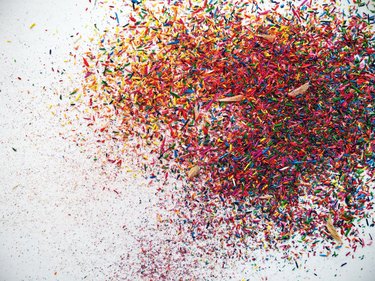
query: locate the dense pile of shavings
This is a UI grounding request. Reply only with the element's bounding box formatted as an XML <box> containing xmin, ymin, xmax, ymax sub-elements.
<box><xmin>69</xmin><ymin>0</ymin><xmax>375</xmax><ymax>277</ymax></box>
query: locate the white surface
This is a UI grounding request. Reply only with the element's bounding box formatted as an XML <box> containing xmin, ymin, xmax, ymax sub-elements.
<box><xmin>0</xmin><ymin>0</ymin><xmax>374</xmax><ymax>280</ymax></box>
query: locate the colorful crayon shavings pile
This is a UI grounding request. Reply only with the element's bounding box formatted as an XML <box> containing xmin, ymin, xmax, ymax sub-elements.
<box><xmin>67</xmin><ymin>0</ymin><xmax>375</xmax><ymax>278</ymax></box>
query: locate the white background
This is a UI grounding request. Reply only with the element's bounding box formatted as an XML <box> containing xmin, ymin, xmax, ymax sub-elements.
<box><xmin>0</xmin><ymin>0</ymin><xmax>374</xmax><ymax>280</ymax></box>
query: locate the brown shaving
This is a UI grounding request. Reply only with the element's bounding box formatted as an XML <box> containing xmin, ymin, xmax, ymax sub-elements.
<box><xmin>217</xmin><ymin>95</ymin><xmax>244</xmax><ymax>102</ymax></box>
<box><xmin>287</xmin><ymin>82</ymin><xmax>310</xmax><ymax>97</ymax></box>
<box><xmin>256</xmin><ymin>34</ymin><xmax>276</xmax><ymax>42</ymax></box>
<box><xmin>258</xmin><ymin>195</ymin><xmax>273</xmax><ymax>200</ymax></box>
<box><xmin>326</xmin><ymin>216</ymin><xmax>343</xmax><ymax>244</ymax></box>
<box><xmin>187</xmin><ymin>166</ymin><xmax>200</xmax><ymax>179</ymax></box>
